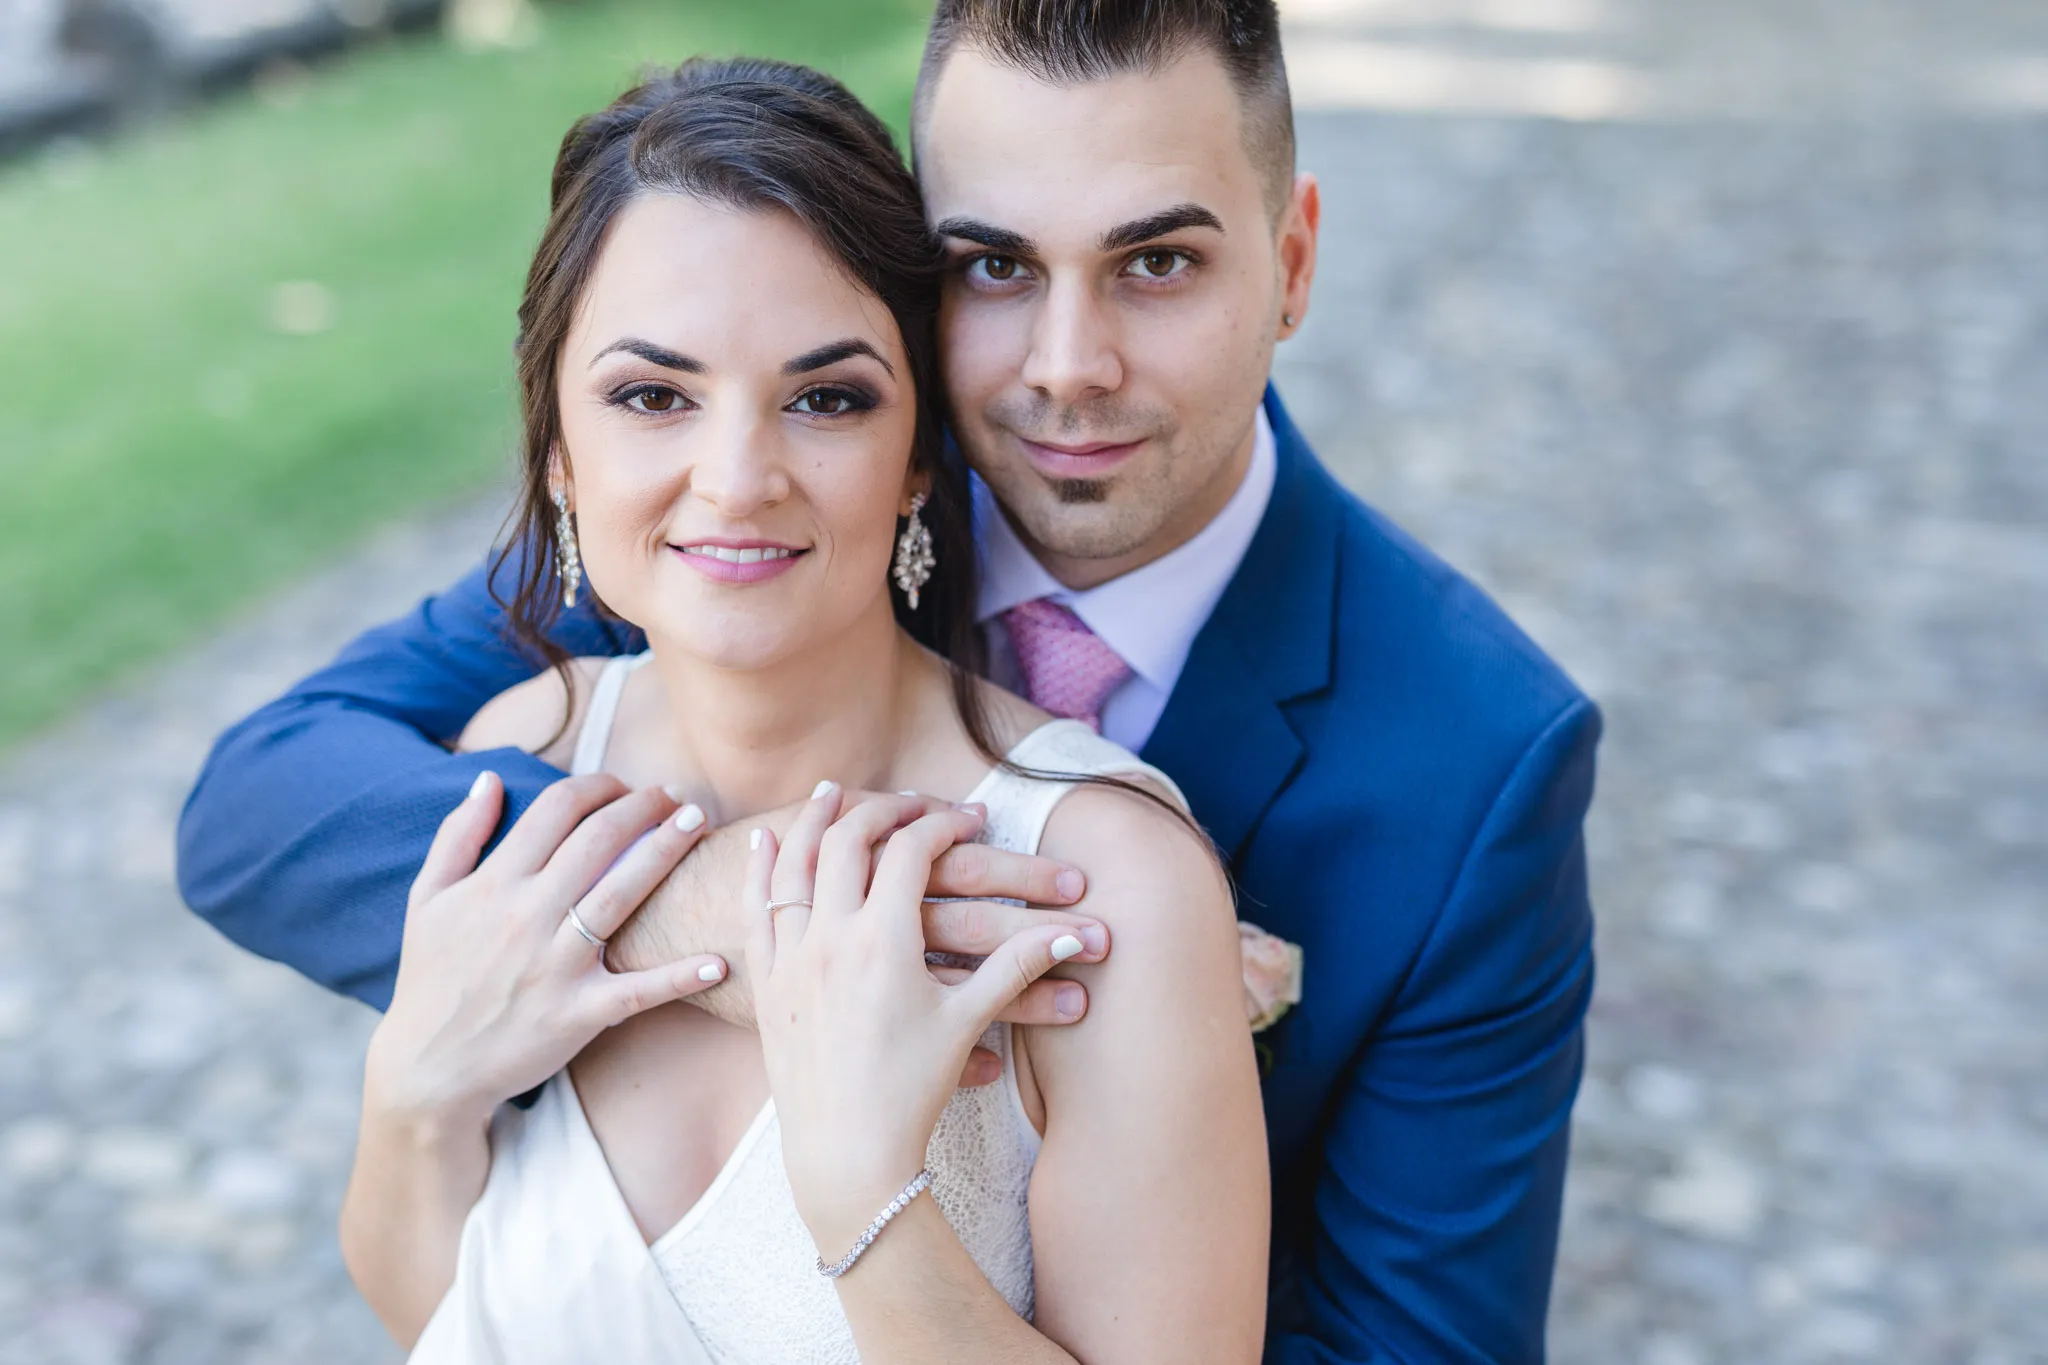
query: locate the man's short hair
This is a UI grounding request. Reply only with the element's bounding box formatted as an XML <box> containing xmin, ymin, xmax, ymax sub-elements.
<box><xmin>914</xmin><ymin>0</ymin><xmax>1296</xmax><ymax>218</ymax></box>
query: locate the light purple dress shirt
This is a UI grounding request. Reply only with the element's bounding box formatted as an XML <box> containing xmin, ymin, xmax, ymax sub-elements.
<box><xmin>973</xmin><ymin>408</ymin><xmax>1278</xmax><ymax>752</ymax></box>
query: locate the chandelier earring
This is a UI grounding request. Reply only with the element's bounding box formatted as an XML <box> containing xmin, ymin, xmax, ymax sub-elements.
<box><xmin>891</xmin><ymin>491</ymin><xmax>936</xmax><ymax>610</ymax></box>
<box><xmin>552</xmin><ymin>488</ymin><xmax>582</xmax><ymax>609</ymax></box>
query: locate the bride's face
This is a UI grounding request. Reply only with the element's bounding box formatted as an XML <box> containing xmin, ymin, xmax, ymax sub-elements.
<box><xmin>556</xmin><ymin>194</ymin><xmax>921</xmax><ymax>670</ymax></box>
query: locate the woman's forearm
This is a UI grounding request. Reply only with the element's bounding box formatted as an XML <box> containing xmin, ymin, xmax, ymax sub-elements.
<box><xmin>339</xmin><ymin>1078</ymin><xmax>492</xmax><ymax>1349</ymax></box>
<box><xmin>831</xmin><ymin>1199</ymin><xmax>1078</xmax><ymax>1365</ymax></box>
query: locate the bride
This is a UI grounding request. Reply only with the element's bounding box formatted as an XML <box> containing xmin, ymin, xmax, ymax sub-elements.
<box><xmin>337</xmin><ymin>56</ymin><xmax>1268</xmax><ymax>1363</ymax></box>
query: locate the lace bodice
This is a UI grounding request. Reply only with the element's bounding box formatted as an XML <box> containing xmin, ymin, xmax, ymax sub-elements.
<box><xmin>409</xmin><ymin>654</ymin><xmax>1186</xmax><ymax>1365</ymax></box>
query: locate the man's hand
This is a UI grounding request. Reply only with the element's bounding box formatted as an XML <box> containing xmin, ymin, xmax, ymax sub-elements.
<box><xmin>604</xmin><ymin>790</ymin><xmax>1104</xmax><ymax>1085</ymax></box>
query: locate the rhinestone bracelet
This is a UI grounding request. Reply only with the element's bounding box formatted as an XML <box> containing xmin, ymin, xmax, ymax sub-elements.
<box><xmin>815</xmin><ymin>1169</ymin><xmax>934</xmax><ymax>1279</ymax></box>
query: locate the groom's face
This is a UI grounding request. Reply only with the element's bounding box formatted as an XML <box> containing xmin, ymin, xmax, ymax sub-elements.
<box><xmin>919</xmin><ymin>46</ymin><xmax>1313</xmax><ymax>586</ymax></box>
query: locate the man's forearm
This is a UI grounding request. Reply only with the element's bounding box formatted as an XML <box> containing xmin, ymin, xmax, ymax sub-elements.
<box><xmin>603</xmin><ymin>793</ymin><xmax>1105</xmax><ymax>1036</ymax></box>
<box><xmin>178</xmin><ymin>544</ymin><xmax>635</xmax><ymax>1009</ymax></box>
<box><xmin>606</xmin><ymin>819</ymin><xmax>768</xmax><ymax>1028</ymax></box>
<box><xmin>179</xmin><ymin>699</ymin><xmax>567</xmax><ymax>1008</ymax></box>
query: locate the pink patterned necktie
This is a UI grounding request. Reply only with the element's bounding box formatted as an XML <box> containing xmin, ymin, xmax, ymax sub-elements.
<box><xmin>1000</xmin><ymin>597</ymin><xmax>1132</xmax><ymax>734</ymax></box>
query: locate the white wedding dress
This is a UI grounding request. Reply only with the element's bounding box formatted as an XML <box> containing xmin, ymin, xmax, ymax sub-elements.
<box><xmin>408</xmin><ymin>652</ymin><xmax>1186</xmax><ymax>1365</ymax></box>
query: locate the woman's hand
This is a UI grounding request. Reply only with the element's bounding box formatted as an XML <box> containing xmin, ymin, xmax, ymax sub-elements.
<box><xmin>365</xmin><ymin>770</ymin><xmax>732</xmax><ymax>1132</ymax></box>
<box><xmin>745</xmin><ymin>783</ymin><xmax>1088</xmax><ymax>1259</ymax></box>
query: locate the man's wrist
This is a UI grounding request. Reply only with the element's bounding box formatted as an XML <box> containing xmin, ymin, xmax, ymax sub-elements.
<box><xmin>608</xmin><ymin>821</ymin><xmax>761</xmax><ymax>1027</ymax></box>
<box><xmin>603</xmin><ymin>864</ymin><xmax>699</xmax><ymax>973</ymax></box>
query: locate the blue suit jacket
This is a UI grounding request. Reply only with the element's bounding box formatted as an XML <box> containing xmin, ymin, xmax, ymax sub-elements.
<box><xmin>179</xmin><ymin>388</ymin><xmax>1598</xmax><ymax>1363</ymax></box>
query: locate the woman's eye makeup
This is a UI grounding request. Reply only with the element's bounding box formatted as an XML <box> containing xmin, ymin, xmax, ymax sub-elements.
<box><xmin>609</xmin><ymin>382</ymin><xmax>693</xmax><ymax>415</ymax></box>
<box><xmin>789</xmin><ymin>384</ymin><xmax>877</xmax><ymax>417</ymax></box>
<box><xmin>601</xmin><ymin>380</ymin><xmax>875</xmax><ymax>417</ymax></box>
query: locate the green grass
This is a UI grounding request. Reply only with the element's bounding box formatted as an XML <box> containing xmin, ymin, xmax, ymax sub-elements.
<box><xmin>0</xmin><ymin>0</ymin><xmax>932</xmax><ymax>745</ymax></box>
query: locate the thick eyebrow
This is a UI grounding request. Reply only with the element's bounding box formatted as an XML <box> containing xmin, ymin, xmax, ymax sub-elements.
<box><xmin>1099</xmin><ymin>203</ymin><xmax>1226</xmax><ymax>253</ymax></box>
<box><xmin>783</xmin><ymin>338</ymin><xmax>894</xmax><ymax>378</ymax></box>
<box><xmin>588</xmin><ymin>338</ymin><xmax>704</xmax><ymax>372</ymax></box>
<box><xmin>933</xmin><ymin>216</ymin><xmax>1039</xmax><ymax>257</ymax></box>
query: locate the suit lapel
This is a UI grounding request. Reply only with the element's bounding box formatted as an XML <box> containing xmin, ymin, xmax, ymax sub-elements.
<box><xmin>1144</xmin><ymin>626</ymin><xmax>1306</xmax><ymax>864</ymax></box>
<box><xmin>1142</xmin><ymin>388</ymin><xmax>1342</xmax><ymax>862</ymax></box>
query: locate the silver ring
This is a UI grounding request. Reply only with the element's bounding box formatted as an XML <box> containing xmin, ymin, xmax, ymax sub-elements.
<box><xmin>566</xmin><ymin>904</ymin><xmax>608</xmax><ymax>952</ymax></box>
<box><xmin>764</xmin><ymin>898</ymin><xmax>813</xmax><ymax>913</ymax></box>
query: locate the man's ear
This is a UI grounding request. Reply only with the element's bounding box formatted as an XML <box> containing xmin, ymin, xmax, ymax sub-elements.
<box><xmin>1276</xmin><ymin>172</ymin><xmax>1321</xmax><ymax>340</ymax></box>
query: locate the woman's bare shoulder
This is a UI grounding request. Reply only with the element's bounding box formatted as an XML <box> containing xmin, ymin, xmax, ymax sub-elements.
<box><xmin>1035</xmin><ymin>783</ymin><xmax>1236</xmax><ymax>962</ymax></box>
<box><xmin>1016</xmin><ymin>784</ymin><xmax>1269</xmax><ymax>1360</ymax></box>
<box><xmin>454</xmin><ymin>658</ymin><xmax>608</xmax><ymax>768</ymax></box>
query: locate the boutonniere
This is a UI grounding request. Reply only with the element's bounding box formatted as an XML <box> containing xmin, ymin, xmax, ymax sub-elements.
<box><xmin>1240</xmin><ymin>922</ymin><xmax>1303</xmax><ymax>1034</ymax></box>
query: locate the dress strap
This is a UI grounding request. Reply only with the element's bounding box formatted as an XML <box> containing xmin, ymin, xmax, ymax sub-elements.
<box><xmin>569</xmin><ymin>653</ymin><xmax>653</xmax><ymax>777</ymax></box>
<box><xmin>967</xmin><ymin>719</ymin><xmax>1190</xmax><ymax>860</ymax></box>
<box><xmin>1006</xmin><ymin>719</ymin><xmax>1188</xmax><ymax>808</ymax></box>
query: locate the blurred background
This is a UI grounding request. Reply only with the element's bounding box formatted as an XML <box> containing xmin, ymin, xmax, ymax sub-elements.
<box><xmin>0</xmin><ymin>0</ymin><xmax>2042</xmax><ymax>1360</ymax></box>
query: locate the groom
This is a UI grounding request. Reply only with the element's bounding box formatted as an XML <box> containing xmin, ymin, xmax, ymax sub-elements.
<box><xmin>179</xmin><ymin>2</ymin><xmax>1599</xmax><ymax>1360</ymax></box>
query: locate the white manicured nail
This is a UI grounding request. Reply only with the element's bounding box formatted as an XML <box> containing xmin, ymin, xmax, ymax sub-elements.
<box><xmin>749</xmin><ymin>828</ymin><xmax>765</xmax><ymax>851</ymax></box>
<box><xmin>811</xmin><ymin>779</ymin><xmax>837</xmax><ymax>800</ymax></box>
<box><xmin>469</xmin><ymin>771</ymin><xmax>494</xmax><ymax>801</ymax></box>
<box><xmin>663</xmin><ymin>784</ymin><xmax>689</xmax><ymax>804</ymax></box>
<box><xmin>896</xmin><ymin>790</ymin><xmax>918</xmax><ymax>797</ymax></box>
<box><xmin>1050</xmin><ymin>934</ymin><xmax>1085</xmax><ymax>962</ymax></box>
<box><xmin>673</xmin><ymin>804</ymin><xmax>706</xmax><ymax>832</ymax></box>
<box><xmin>697</xmin><ymin>960</ymin><xmax>725</xmax><ymax>982</ymax></box>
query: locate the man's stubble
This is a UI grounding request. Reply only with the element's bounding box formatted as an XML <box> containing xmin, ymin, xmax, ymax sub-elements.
<box><xmin>972</xmin><ymin>391</ymin><xmax>1184</xmax><ymax>560</ymax></box>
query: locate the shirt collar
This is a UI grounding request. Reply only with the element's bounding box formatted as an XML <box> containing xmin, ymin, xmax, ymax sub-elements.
<box><xmin>973</xmin><ymin>407</ymin><xmax>1279</xmax><ymax>693</ymax></box>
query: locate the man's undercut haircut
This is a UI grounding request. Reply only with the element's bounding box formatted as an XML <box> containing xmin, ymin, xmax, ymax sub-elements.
<box><xmin>916</xmin><ymin>0</ymin><xmax>1296</xmax><ymax>218</ymax></box>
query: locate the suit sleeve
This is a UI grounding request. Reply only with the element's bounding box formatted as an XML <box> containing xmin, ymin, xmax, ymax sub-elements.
<box><xmin>1268</xmin><ymin>698</ymin><xmax>1601</xmax><ymax>1364</ymax></box>
<box><xmin>174</xmin><ymin>537</ymin><xmax>641</xmax><ymax>1010</ymax></box>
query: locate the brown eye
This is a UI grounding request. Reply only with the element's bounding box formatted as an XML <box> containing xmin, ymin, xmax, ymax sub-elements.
<box><xmin>1138</xmin><ymin>250</ymin><xmax>1182</xmax><ymax>278</ymax></box>
<box><xmin>632</xmin><ymin>387</ymin><xmax>678</xmax><ymax>412</ymax></box>
<box><xmin>800</xmin><ymin>390</ymin><xmax>852</xmax><ymax>415</ymax></box>
<box><xmin>981</xmin><ymin>255</ymin><xmax>1017</xmax><ymax>281</ymax></box>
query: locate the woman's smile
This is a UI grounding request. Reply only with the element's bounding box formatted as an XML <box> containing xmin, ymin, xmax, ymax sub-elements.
<box><xmin>671</xmin><ymin>537</ymin><xmax>811</xmax><ymax>584</ymax></box>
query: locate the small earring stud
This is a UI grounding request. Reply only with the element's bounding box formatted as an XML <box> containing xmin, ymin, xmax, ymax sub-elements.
<box><xmin>1283</xmin><ymin>312</ymin><xmax>1297</xmax><ymax>328</ymax></box>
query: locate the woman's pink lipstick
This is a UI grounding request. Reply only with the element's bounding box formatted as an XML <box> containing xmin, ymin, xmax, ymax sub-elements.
<box><xmin>1017</xmin><ymin>436</ymin><xmax>1146</xmax><ymax>480</ymax></box>
<box><xmin>671</xmin><ymin>539</ymin><xmax>808</xmax><ymax>585</ymax></box>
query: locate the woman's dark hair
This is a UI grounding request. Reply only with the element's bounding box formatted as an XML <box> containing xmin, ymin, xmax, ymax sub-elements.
<box><xmin>494</xmin><ymin>56</ymin><xmax>1200</xmax><ymax>830</ymax></box>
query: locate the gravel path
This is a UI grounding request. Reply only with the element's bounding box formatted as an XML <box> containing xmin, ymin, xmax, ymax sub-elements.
<box><xmin>0</xmin><ymin>503</ymin><xmax>502</xmax><ymax>1365</ymax></box>
<box><xmin>3</xmin><ymin>2</ymin><xmax>2044</xmax><ymax>1361</ymax></box>
<box><xmin>1285</xmin><ymin>114</ymin><xmax>2048</xmax><ymax>1365</ymax></box>
<box><xmin>1278</xmin><ymin>4</ymin><xmax>2048</xmax><ymax>1359</ymax></box>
